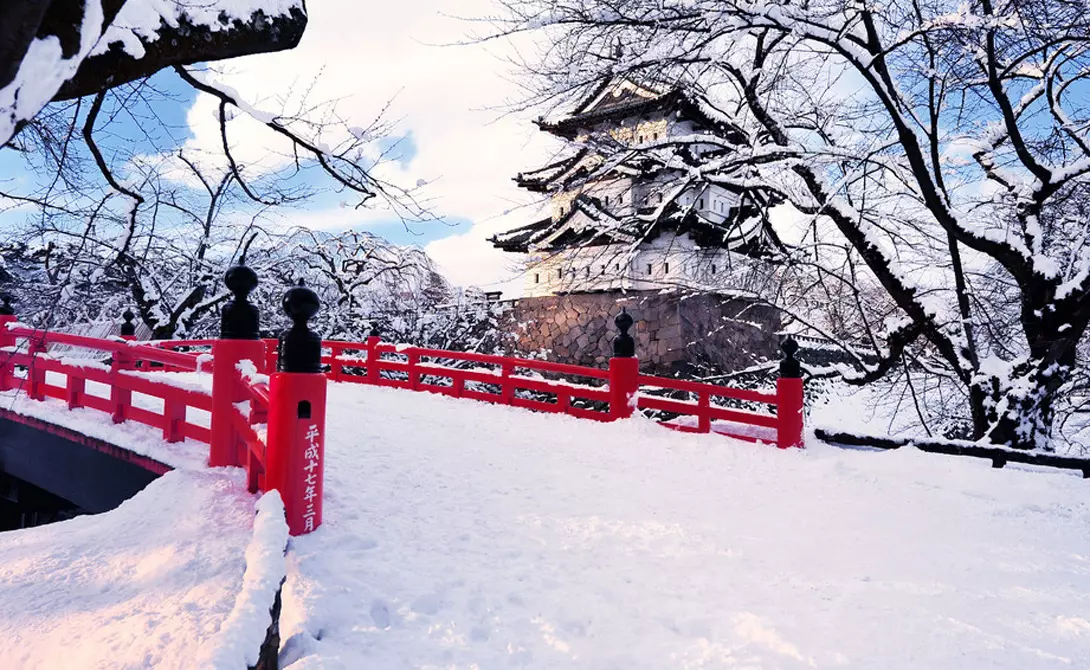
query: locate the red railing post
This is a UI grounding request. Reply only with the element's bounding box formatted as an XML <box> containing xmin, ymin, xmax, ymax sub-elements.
<box><xmin>0</xmin><ymin>297</ymin><xmax>17</xmax><ymax>392</ymax></box>
<box><xmin>263</xmin><ymin>338</ymin><xmax>278</xmax><ymax>372</ymax></box>
<box><xmin>266</xmin><ymin>283</ymin><xmax>327</xmax><ymax>536</ymax></box>
<box><xmin>329</xmin><ymin>342</ymin><xmax>343</xmax><ymax>382</ymax></box>
<box><xmin>67</xmin><ymin>373</ymin><xmax>85</xmax><ymax>410</ymax></box>
<box><xmin>210</xmin><ymin>264</ymin><xmax>265</xmax><ymax>468</ymax></box>
<box><xmin>110</xmin><ymin>345</ymin><xmax>133</xmax><ymax>424</ymax></box>
<box><xmin>365</xmin><ymin>335</ymin><xmax>381</xmax><ymax>384</ymax></box>
<box><xmin>697</xmin><ymin>391</ymin><xmax>711</xmax><ymax>433</ymax></box>
<box><xmin>776</xmin><ymin>337</ymin><xmax>805</xmax><ymax>449</ymax></box>
<box><xmin>408</xmin><ymin>351</ymin><xmax>420</xmax><ymax>390</ymax></box>
<box><xmin>609</xmin><ymin>309</ymin><xmax>639</xmax><ymax>420</ymax></box>
<box><xmin>26</xmin><ymin>337</ymin><xmax>46</xmax><ymax>401</ymax></box>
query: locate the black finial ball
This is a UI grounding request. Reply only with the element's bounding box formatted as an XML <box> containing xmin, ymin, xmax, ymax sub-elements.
<box><xmin>0</xmin><ymin>294</ymin><xmax>13</xmax><ymax>316</ymax></box>
<box><xmin>779</xmin><ymin>336</ymin><xmax>802</xmax><ymax>378</ymax></box>
<box><xmin>120</xmin><ymin>308</ymin><xmax>136</xmax><ymax>337</ymax></box>
<box><xmin>221</xmin><ymin>264</ymin><xmax>260</xmax><ymax>340</ymax></box>
<box><xmin>224</xmin><ymin>264</ymin><xmax>258</xmax><ymax>298</ymax></box>
<box><xmin>613</xmin><ymin>308</ymin><xmax>636</xmax><ymax>358</ymax></box>
<box><xmin>278</xmin><ymin>279</ymin><xmax>322</xmax><ymax>373</ymax></box>
<box><xmin>282</xmin><ymin>280</ymin><xmax>320</xmax><ymax>327</ymax></box>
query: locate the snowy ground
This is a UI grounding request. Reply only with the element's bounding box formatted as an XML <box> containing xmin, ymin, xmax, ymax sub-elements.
<box><xmin>4</xmin><ymin>375</ymin><xmax>1090</xmax><ymax>668</ymax></box>
<box><xmin>0</xmin><ymin>468</ymin><xmax>282</xmax><ymax>670</ymax></box>
<box><xmin>281</xmin><ymin>383</ymin><xmax>1090</xmax><ymax>669</ymax></box>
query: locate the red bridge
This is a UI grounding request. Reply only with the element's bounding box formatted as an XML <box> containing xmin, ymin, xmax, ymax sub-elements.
<box><xmin>0</xmin><ymin>264</ymin><xmax>805</xmax><ymax>537</ymax></box>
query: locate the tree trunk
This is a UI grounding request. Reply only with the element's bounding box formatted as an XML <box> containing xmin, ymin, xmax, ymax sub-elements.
<box><xmin>976</xmin><ymin>335</ymin><xmax>1081</xmax><ymax>450</ymax></box>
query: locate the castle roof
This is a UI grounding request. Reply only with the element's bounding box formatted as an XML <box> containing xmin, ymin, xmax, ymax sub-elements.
<box><xmin>535</xmin><ymin>79</ymin><xmax>745</xmax><ymax>143</ymax></box>
<box><xmin>489</xmin><ymin>189</ymin><xmax>783</xmax><ymax>256</ymax></box>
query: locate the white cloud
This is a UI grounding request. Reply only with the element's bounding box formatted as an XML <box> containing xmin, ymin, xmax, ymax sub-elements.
<box><xmin>178</xmin><ymin>1</ymin><xmax>556</xmax><ymax>293</ymax></box>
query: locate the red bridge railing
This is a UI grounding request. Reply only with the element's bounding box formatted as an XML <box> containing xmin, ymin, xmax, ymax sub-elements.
<box><xmin>0</xmin><ymin>268</ymin><xmax>804</xmax><ymax>540</ymax></box>
<box><xmin>155</xmin><ymin>316</ymin><xmax>806</xmax><ymax>449</ymax></box>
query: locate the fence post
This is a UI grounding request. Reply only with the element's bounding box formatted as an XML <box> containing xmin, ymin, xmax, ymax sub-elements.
<box><xmin>609</xmin><ymin>309</ymin><xmax>639</xmax><ymax>420</ymax></box>
<box><xmin>0</xmin><ymin>295</ymin><xmax>16</xmax><ymax>391</ymax></box>
<box><xmin>266</xmin><ymin>280</ymin><xmax>327</xmax><ymax>536</ymax></box>
<box><xmin>776</xmin><ymin>337</ymin><xmax>805</xmax><ymax>449</ymax></box>
<box><xmin>210</xmin><ymin>263</ymin><xmax>266</xmax><ymax>468</ymax></box>
<box><xmin>366</xmin><ymin>327</ymin><xmax>381</xmax><ymax>384</ymax></box>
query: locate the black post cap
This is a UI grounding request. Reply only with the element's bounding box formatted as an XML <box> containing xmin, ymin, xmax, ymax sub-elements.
<box><xmin>278</xmin><ymin>279</ymin><xmax>322</xmax><ymax>373</ymax></box>
<box><xmin>221</xmin><ymin>262</ymin><xmax>260</xmax><ymax>340</ymax></box>
<box><xmin>120</xmin><ymin>308</ymin><xmax>136</xmax><ymax>337</ymax></box>
<box><xmin>0</xmin><ymin>294</ymin><xmax>13</xmax><ymax>316</ymax></box>
<box><xmin>613</xmin><ymin>308</ymin><xmax>636</xmax><ymax>358</ymax></box>
<box><xmin>779</xmin><ymin>336</ymin><xmax>801</xmax><ymax>378</ymax></box>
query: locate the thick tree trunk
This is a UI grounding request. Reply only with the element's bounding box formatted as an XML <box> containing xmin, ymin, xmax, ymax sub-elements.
<box><xmin>975</xmin><ymin>334</ymin><xmax>1082</xmax><ymax>450</ymax></box>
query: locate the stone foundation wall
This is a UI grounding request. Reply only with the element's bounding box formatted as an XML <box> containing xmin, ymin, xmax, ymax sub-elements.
<box><xmin>496</xmin><ymin>290</ymin><xmax>780</xmax><ymax>375</ymax></box>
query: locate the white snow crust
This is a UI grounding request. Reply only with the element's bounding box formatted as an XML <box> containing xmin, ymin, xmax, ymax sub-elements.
<box><xmin>0</xmin><ymin>469</ymin><xmax>258</xmax><ymax>669</ymax></box>
<box><xmin>2</xmin><ymin>375</ymin><xmax>1090</xmax><ymax>667</ymax></box>
<box><xmin>280</xmin><ymin>383</ymin><xmax>1090</xmax><ymax>669</ymax></box>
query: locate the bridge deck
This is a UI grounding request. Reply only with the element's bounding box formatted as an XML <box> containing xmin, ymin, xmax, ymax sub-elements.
<box><xmin>282</xmin><ymin>382</ymin><xmax>1090</xmax><ymax>669</ymax></box>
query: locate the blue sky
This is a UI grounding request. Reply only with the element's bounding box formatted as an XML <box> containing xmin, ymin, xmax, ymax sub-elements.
<box><xmin>1</xmin><ymin>2</ymin><xmax>561</xmax><ymax>297</ymax></box>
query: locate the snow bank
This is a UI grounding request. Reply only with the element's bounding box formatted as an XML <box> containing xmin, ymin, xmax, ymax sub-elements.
<box><xmin>199</xmin><ymin>491</ymin><xmax>290</xmax><ymax>669</ymax></box>
<box><xmin>281</xmin><ymin>383</ymin><xmax>1090</xmax><ymax>669</ymax></box>
<box><xmin>0</xmin><ymin>469</ymin><xmax>259</xmax><ymax>669</ymax></box>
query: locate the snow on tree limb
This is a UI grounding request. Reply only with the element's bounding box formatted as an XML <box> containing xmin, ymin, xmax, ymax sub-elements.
<box><xmin>0</xmin><ymin>0</ymin><xmax>306</xmax><ymax>146</ymax></box>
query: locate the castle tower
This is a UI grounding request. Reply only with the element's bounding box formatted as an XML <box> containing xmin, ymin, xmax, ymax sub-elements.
<box><xmin>490</xmin><ymin>77</ymin><xmax>782</xmax><ymax>298</ymax></box>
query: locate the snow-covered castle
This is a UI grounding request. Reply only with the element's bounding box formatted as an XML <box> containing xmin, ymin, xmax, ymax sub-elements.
<box><xmin>490</xmin><ymin>77</ymin><xmax>781</xmax><ymax>298</ymax></box>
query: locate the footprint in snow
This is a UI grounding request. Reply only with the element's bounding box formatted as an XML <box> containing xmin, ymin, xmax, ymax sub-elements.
<box><xmin>370</xmin><ymin>600</ymin><xmax>391</xmax><ymax>629</ymax></box>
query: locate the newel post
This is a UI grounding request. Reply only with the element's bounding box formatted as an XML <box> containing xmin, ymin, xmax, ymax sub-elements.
<box><xmin>266</xmin><ymin>280</ymin><xmax>327</xmax><ymax>536</ymax></box>
<box><xmin>609</xmin><ymin>308</ymin><xmax>640</xmax><ymax>420</ymax></box>
<box><xmin>776</xmin><ymin>337</ymin><xmax>805</xmax><ymax>449</ymax></box>
<box><xmin>0</xmin><ymin>294</ymin><xmax>17</xmax><ymax>391</ymax></box>
<box><xmin>210</xmin><ymin>262</ymin><xmax>267</xmax><ymax>468</ymax></box>
<box><xmin>119</xmin><ymin>308</ymin><xmax>137</xmax><ymax>340</ymax></box>
<box><xmin>365</xmin><ymin>324</ymin><xmax>381</xmax><ymax>384</ymax></box>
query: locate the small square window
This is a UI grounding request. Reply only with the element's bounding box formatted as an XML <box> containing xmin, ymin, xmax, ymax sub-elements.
<box><xmin>711</xmin><ymin>265</ymin><xmax>717</xmax><ymax>274</ymax></box>
<box><xmin>698</xmin><ymin>198</ymin><xmax>704</xmax><ymax>208</ymax></box>
<box><xmin>534</xmin><ymin>273</ymin><xmax>540</xmax><ymax>284</ymax></box>
<box><xmin>558</xmin><ymin>268</ymin><xmax>563</xmax><ymax>279</ymax></box>
<box><xmin>647</xmin><ymin>263</ymin><xmax>653</xmax><ymax>275</ymax></box>
<box><xmin>664</xmin><ymin>262</ymin><xmax>670</xmax><ymax>274</ymax></box>
<box><xmin>656</xmin><ymin>193</ymin><xmax>663</xmax><ymax>203</ymax></box>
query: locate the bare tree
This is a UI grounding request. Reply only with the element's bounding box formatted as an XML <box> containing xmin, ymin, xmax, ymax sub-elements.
<box><xmin>494</xmin><ymin>0</ymin><xmax>1090</xmax><ymax>450</ymax></box>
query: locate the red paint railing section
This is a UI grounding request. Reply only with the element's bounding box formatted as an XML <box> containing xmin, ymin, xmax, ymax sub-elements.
<box><xmin>0</xmin><ymin>323</ymin><xmax>214</xmax><ymax>445</ymax></box>
<box><xmin>307</xmin><ymin>336</ymin><xmax>803</xmax><ymax>448</ymax></box>
<box><xmin>0</xmin><ymin>323</ymin><xmax>274</xmax><ymax>490</ymax></box>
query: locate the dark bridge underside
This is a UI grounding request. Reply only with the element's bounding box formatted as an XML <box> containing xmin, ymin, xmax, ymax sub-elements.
<box><xmin>0</xmin><ymin>409</ymin><xmax>169</xmax><ymax>515</ymax></box>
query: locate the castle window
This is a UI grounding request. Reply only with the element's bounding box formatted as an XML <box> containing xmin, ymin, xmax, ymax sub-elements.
<box><xmin>605</xmin><ymin>195</ymin><xmax>611</xmax><ymax>205</ymax></box>
<box><xmin>534</xmin><ymin>273</ymin><xmax>540</xmax><ymax>284</ymax></box>
<box><xmin>585</xmin><ymin>266</ymin><xmax>591</xmax><ymax>277</ymax></box>
<box><xmin>698</xmin><ymin>198</ymin><xmax>705</xmax><ymax>209</ymax></box>
<box><xmin>601</xmin><ymin>266</ymin><xmax>606</xmax><ymax>275</ymax></box>
<box><xmin>647</xmin><ymin>263</ymin><xmax>653</xmax><ymax>275</ymax></box>
<box><xmin>711</xmin><ymin>265</ymin><xmax>717</xmax><ymax>274</ymax></box>
<box><xmin>558</xmin><ymin>268</ymin><xmax>563</xmax><ymax>279</ymax></box>
<box><xmin>656</xmin><ymin>193</ymin><xmax>663</xmax><ymax>204</ymax></box>
<box><xmin>664</xmin><ymin>262</ymin><xmax>670</xmax><ymax>274</ymax></box>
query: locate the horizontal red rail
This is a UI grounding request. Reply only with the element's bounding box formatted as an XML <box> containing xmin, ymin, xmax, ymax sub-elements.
<box><xmin>314</xmin><ymin>337</ymin><xmax>780</xmax><ymax>437</ymax></box>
